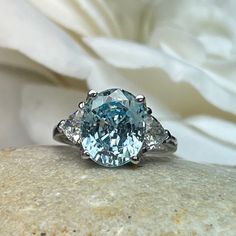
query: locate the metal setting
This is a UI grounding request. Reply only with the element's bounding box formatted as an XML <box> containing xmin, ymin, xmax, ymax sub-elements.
<box><xmin>136</xmin><ymin>95</ymin><xmax>146</xmax><ymax>103</ymax></box>
<box><xmin>81</xmin><ymin>150</ymin><xmax>90</xmax><ymax>160</ymax></box>
<box><xmin>53</xmin><ymin>89</ymin><xmax>178</xmax><ymax>167</ymax></box>
<box><xmin>88</xmin><ymin>89</ymin><xmax>97</xmax><ymax>98</ymax></box>
<box><xmin>78</xmin><ymin>101</ymin><xmax>85</xmax><ymax>109</ymax></box>
<box><xmin>147</xmin><ymin>107</ymin><xmax>152</xmax><ymax>115</ymax></box>
<box><xmin>130</xmin><ymin>156</ymin><xmax>141</xmax><ymax>165</ymax></box>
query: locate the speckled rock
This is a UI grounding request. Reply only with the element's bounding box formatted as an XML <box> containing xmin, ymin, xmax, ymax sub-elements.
<box><xmin>0</xmin><ymin>146</ymin><xmax>236</xmax><ymax>236</ymax></box>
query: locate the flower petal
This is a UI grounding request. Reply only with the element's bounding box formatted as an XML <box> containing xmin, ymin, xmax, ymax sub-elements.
<box><xmin>0</xmin><ymin>67</ymin><xmax>52</xmax><ymax>147</ymax></box>
<box><xmin>86</xmin><ymin>62</ymin><xmax>175</xmax><ymax>119</ymax></box>
<box><xmin>0</xmin><ymin>47</ymin><xmax>58</xmax><ymax>84</ymax></box>
<box><xmin>148</xmin><ymin>26</ymin><xmax>207</xmax><ymax>65</ymax></box>
<box><xmin>0</xmin><ymin>0</ymin><xmax>92</xmax><ymax>79</ymax></box>
<box><xmin>84</xmin><ymin>37</ymin><xmax>236</xmax><ymax>115</ymax></box>
<box><xmin>84</xmin><ymin>37</ymin><xmax>163</xmax><ymax>68</ymax></box>
<box><xmin>28</xmin><ymin>0</ymin><xmax>122</xmax><ymax>37</ymax></box>
<box><xmin>185</xmin><ymin>116</ymin><xmax>236</xmax><ymax>147</ymax></box>
<box><xmin>74</xmin><ymin>0</ymin><xmax>121</xmax><ymax>37</ymax></box>
<box><xmin>20</xmin><ymin>83</ymin><xmax>86</xmax><ymax>145</ymax></box>
<box><xmin>163</xmin><ymin>120</ymin><xmax>236</xmax><ymax>166</ymax></box>
<box><xmin>27</xmin><ymin>0</ymin><xmax>97</xmax><ymax>36</ymax></box>
<box><xmin>204</xmin><ymin>57</ymin><xmax>236</xmax><ymax>83</ymax></box>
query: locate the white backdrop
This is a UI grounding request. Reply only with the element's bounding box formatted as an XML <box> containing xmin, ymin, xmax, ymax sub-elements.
<box><xmin>0</xmin><ymin>0</ymin><xmax>235</xmax><ymax>165</ymax></box>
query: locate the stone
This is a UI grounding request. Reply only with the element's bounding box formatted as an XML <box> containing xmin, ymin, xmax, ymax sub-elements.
<box><xmin>0</xmin><ymin>146</ymin><xmax>236</xmax><ymax>236</ymax></box>
<box><xmin>80</xmin><ymin>89</ymin><xmax>147</xmax><ymax>167</ymax></box>
<box><xmin>145</xmin><ymin>116</ymin><xmax>167</xmax><ymax>150</ymax></box>
<box><xmin>59</xmin><ymin>110</ymin><xmax>83</xmax><ymax>144</ymax></box>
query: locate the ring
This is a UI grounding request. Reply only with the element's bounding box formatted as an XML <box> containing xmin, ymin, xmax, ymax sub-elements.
<box><xmin>53</xmin><ymin>88</ymin><xmax>177</xmax><ymax>167</ymax></box>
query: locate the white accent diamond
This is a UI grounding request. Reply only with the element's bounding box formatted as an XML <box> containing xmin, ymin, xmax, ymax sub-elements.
<box><xmin>58</xmin><ymin>110</ymin><xmax>83</xmax><ymax>144</ymax></box>
<box><xmin>145</xmin><ymin>116</ymin><xmax>167</xmax><ymax>150</ymax></box>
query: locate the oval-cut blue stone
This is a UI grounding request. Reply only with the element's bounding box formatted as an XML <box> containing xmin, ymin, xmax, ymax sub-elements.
<box><xmin>80</xmin><ymin>89</ymin><xmax>147</xmax><ymax>167</ymax></box>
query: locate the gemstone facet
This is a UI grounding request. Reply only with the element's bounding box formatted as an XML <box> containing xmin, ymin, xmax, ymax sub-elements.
<box><xmin>80</xmin><ymin>89</ymin><xmax>147</xmax><ymax>167</ymax></box>
<box><xmin>59</xmin><ymin>110</ymin><xmax>82</xmax><ymax>144</ymax></box>
<box><xmin>144</xmin><ymin>116</ymin><xmax>167</xmax><ymax>150</ymax></box>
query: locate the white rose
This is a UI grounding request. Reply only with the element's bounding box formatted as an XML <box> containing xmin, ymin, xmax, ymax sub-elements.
<box><xmin>0</xmin><ymin>0</ymin><xmax>235</xmax><ymax>164</ymax></box>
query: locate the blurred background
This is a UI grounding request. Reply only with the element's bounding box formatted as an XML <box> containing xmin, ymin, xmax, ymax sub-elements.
<box><xmin>0</xmin><ymin>0</ymin><xmax>235</xmax><ymax>165</ymax></box>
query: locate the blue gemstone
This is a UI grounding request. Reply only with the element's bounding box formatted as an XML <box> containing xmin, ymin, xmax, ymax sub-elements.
<box><xmin>80</xmin><ymin>89</ymin><xmax>147</xmax><ymax>167</ymax></box>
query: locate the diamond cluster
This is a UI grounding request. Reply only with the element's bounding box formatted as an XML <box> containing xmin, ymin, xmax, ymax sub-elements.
<box><xmin>58</xmin><ymin>89</ymin><xmax>167</xmax><ymax>167</ymax></box>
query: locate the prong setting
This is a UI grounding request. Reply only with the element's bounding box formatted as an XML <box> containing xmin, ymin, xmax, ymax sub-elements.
<box><xmin>164</xmin><ymin>130</ymin><xmax>171</xmax><ymax>143</ymax></box>
<box><xmin>88</xmin><ymin>90</ymin><xmax>97</xmax><ymax>98</ymax></box>
<box><xmin>147</xmin><ymin>107</ymin><xmax>152</xmax><ymax>114</ymax></box>
<box><xmin>81</xmin><ymin>150</ymin><xmax>90</xmax><ymax>160</ymax></box>
<box><xmin>164</xmin><ymin>129</ymin><xmax>177</xmax><ymax>146</ymax></box>
<box><xmin>136</xmin><ymin>95</ymin><xmax>146</xmax><ymax>103</ymax></box>
<box><xmin>130</xmin><ymin>156</ymin><xmax>141</xmax><ymax>165</ymax></box>
<box><xmin>78</xmin><ymin>101</ymin><xmax>85</xmax><ymax>109</ymax></box>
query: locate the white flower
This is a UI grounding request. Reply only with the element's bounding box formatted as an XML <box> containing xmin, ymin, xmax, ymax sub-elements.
<box><xmin>0</xmin><ymin>0</ymin><xmax>235</xmax><ymax>165</ymax></box>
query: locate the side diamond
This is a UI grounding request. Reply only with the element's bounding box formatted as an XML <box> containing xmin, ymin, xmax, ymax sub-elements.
<box><xmin>144</xmin><ymin>116</ymin><xmax>168</xmax><ymax>150</ymax></box>
<box><xmin>58</xmin><ymin>110</ymin><xmax>83</xmax><ymax>144</ymax></box>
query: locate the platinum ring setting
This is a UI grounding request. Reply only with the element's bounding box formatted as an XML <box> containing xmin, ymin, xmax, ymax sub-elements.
<box><xmin>53</xmin><ymin>88</ymin><xmax>177</xmax><ymax>167</ymax></box>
